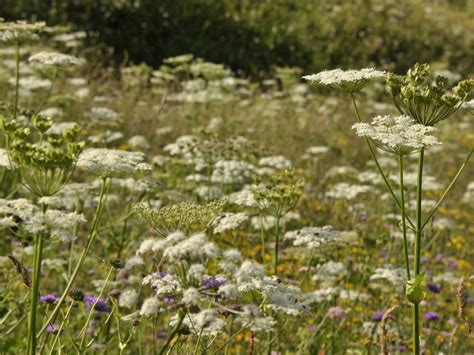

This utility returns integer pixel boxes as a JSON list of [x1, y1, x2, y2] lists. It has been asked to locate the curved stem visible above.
[[37, 177, 109, 337], [422, 150, 472, 229], [350, 94, 415, 229], [79, 266, 114, 348], [399, 155, 411, 280]]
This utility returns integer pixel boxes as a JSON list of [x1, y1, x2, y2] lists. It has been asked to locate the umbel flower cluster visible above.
[[387, 63, 473, 126], [352, 115, 441, 155], [303, 68, 385, 93], [133, 199, 226, 237], [1, 115, 84, 196]]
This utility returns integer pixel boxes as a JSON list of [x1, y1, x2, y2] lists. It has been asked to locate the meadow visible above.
[[0, 12, 473, 355]]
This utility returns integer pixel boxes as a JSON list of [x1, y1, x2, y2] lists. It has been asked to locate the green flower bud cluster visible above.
[[0, 114, 84, 196], [406, 274, 426, 304], [387, 63, 473, 126], [133, 199, 226, 237], [253, 169, 304, 218]]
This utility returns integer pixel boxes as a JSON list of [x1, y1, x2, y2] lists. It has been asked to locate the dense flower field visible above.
[[0, 21, 473, 354]]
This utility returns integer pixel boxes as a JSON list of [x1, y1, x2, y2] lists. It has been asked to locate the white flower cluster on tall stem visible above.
[[29, 52, 82, 68], [303, 68, 385, 93], [285, 226, 342, 249], [352, 115, 441, 155], [77, 148, 152, 178]]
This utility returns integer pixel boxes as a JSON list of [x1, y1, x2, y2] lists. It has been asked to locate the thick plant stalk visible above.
[[399, 155, 411, 280], [412, 148, 424, 355], [27, 232, 44, 354], [27, 203, 48, 354], [37, 177, 109, 337], [273, 215, 281, 275]]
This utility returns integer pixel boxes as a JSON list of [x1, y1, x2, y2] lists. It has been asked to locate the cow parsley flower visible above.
[[77, 148, 152, 178], [258, 156, 292, 170], [119, 289, 139, 308], [143, 273, 182, 297], [370, 267, 405, 286], [175, 309, 224, 337], [212, 212, 248, 234], [326, 183, 371, 200], [303, 68, 385, 93], [29, 52, 82, 68], [182, 287, 201, 306], [235, 305, 276, 333], [0, 149, 15, 169], [285, 226, 342, 249], [139, 297, 160, 317], [352, 115, 441, 155], [0, 20, 45, 43], [163, 233, 219, 263]]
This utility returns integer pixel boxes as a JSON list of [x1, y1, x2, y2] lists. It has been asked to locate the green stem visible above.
[[412, 148, 424, 355], [350, 94, 415, 229], [399, 155, 411, 280], [158, 310, 185, 355], [14, 43, 20, 120], [413, 304, 420, 355], [421, 150, 472, 229], [273, 215, 281, 276], [27, 232, 44, 354], [27, 203, 47, 354], [48, 301, 75, 354], [37, 177, 109, 338], [79, 265, 114, 348], [414, 148, 424, 276]]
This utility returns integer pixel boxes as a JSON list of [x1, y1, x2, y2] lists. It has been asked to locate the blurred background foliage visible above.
[[1, 0, 473, 78]]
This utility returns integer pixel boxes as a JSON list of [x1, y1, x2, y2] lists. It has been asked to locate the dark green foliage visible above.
[[1, 0, 473, 77]]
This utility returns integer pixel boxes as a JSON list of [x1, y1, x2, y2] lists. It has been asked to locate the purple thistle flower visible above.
[[327, 306, 347, 320], [372, 311, 384, 321], [202, 276, 226, 289], [427, 283, 441, 293], [84, 294, 112, 313], [46, 323, 62, 334], [424, 311, 440, 321], [40, 293, 58, 304]]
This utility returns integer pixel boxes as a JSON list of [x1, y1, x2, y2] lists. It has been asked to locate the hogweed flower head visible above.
[[0, 20, 45, 44], [29, 52, 82, 77], [77, 148, 152, 179], [133, 200, 225, 237], [387, 63, 473, 126], [303, 68, 385, 94], [1, 115, 83, 196], [252, 170, 304, 218], [352, 115, 441, 155]]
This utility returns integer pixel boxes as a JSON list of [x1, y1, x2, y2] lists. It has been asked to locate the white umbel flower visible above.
[[77, 148, 152, 178], [29, 52, 82, 67], [326, 183, 371, 200], [119, 289, 139, 308], [213, 212, 248, 234], [352, 115, 441, 155], [285, 226, 342, 249], [182, 287, 201, 306], [139, 297, 160, 317], [0, 149, 15, 169], [303, 68, 385, 93]]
